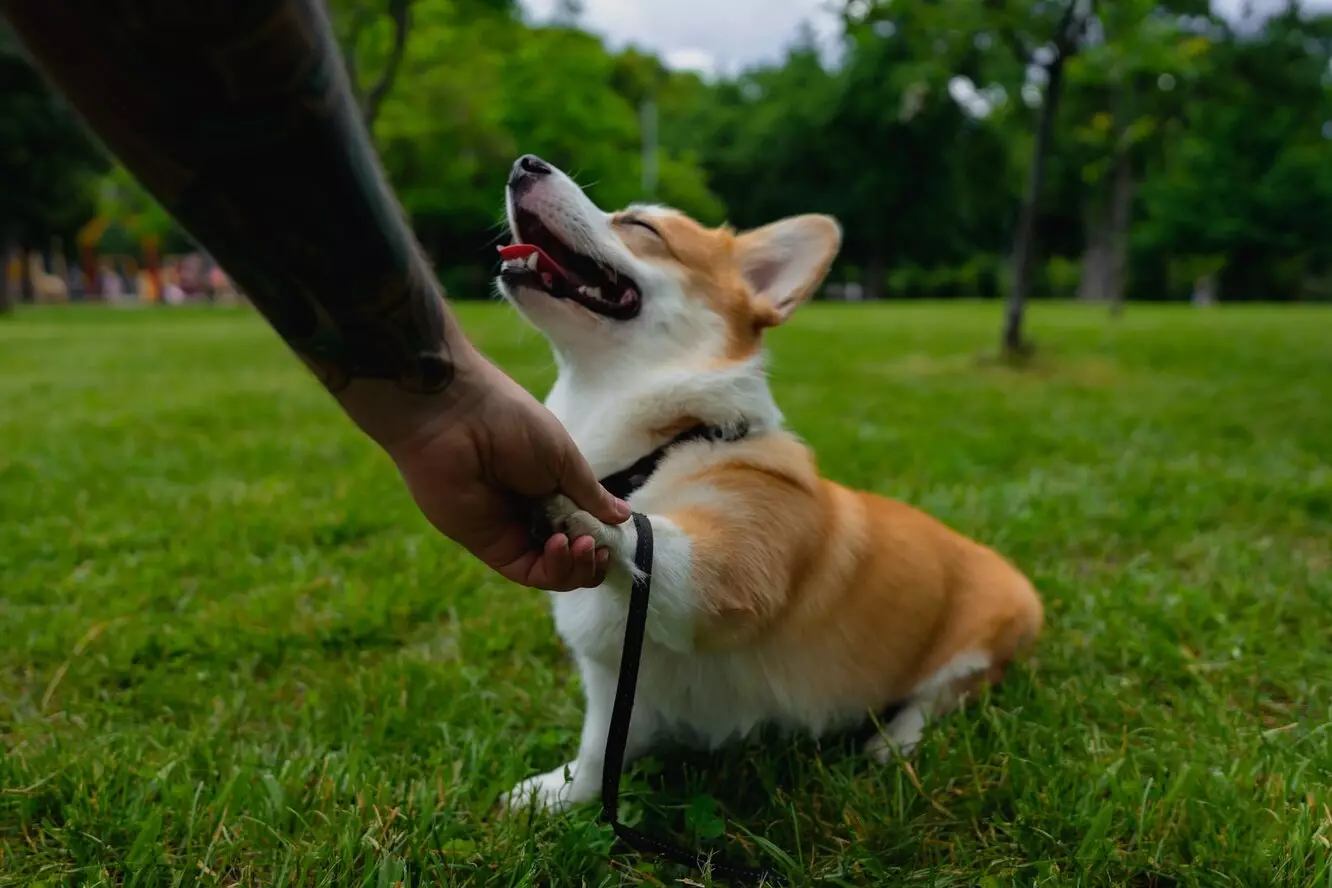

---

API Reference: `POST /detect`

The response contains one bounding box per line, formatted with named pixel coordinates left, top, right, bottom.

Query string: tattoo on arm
left=2, top=0, right=453, bottom=394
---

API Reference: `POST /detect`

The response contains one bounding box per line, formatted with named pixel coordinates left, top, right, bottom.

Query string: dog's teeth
left=525, top=253, right=538, bottom=270
left=578, top=286, right=601, bottom=300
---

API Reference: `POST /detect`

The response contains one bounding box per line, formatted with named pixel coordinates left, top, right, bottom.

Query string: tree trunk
left=1105, top=140, right=1133, bottom=318
left=1003, top=51, right=1069, bottom=357
left=1191, top=272, right=1216, bottom=307
left=1077, top=155, right=1132, bottom=309
left=1, top=234, right=19, bottom=314
left=19, top=245, right=35, bottom=303
left=864, top=254, right=886, bottom=301
left=82, top=242, right=100, bottom=299
left=1077, top=204, right=1113, bottom=302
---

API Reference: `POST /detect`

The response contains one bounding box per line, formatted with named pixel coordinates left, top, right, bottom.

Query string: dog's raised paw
left=543, top=494, right=580, bottom=530
left=545, top=495, right=615, bottom=548
left=540, top=492, right=588, bottom=535
left=564, top=510, right=609, bottom=543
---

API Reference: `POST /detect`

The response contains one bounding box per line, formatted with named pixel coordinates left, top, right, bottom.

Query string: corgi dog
left=494, top=154, right=1044, bottom=814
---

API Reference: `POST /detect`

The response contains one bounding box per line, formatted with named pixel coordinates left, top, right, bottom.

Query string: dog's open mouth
left=498, top=210, right=641, bottom=320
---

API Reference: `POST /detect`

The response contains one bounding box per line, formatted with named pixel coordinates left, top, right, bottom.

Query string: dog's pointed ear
left=735, top=214, right=841, bottom=327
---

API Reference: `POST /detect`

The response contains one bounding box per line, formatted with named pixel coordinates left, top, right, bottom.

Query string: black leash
left=584, top=418, right=784, bottom=882
left=600, top=511, right=786, bottom=885
left=574, top=417, right=915, bottom=881
left=521, top=418, right=782, bottom=880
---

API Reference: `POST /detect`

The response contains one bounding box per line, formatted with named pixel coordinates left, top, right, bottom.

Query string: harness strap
left=599, top=512, right=785, bottom=885
left=598, top=419, right=750, bottom=502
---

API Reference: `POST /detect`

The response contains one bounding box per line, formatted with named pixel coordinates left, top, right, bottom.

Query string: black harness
left=595, top=420, right=786, bottom=884
left=597, top=419, right=751, bottom=502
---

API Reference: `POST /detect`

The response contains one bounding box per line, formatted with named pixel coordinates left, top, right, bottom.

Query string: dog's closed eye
left=618, top=217, right=662, bottom=238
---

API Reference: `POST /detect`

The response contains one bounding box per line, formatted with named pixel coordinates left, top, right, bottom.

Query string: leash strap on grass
left=599, top=511, right=786, bottom=886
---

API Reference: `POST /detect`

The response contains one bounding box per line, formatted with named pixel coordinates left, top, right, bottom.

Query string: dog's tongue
left=498, top=243, right=570, bottom=280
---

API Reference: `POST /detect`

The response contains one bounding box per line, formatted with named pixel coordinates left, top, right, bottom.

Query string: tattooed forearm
left=2, top=0, right=453, bottom=394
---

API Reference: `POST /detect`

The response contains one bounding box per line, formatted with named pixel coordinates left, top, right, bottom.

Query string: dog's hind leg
left=864, top=649, right=994, bottom=762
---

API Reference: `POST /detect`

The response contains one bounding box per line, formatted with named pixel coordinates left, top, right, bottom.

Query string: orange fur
left=617, top=211, right=1043, bottom=714
left=615, top=210, right=764, bottom=359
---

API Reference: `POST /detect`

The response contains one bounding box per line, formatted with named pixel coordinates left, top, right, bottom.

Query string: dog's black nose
left=519, top=154, right=552, bottom=175
left=509, top=154, right=553, bottom=190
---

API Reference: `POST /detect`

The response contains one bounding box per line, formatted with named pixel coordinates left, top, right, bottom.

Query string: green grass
left=1, top=301, right=1329, bottom=887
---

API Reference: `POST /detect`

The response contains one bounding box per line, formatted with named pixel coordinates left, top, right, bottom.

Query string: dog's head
left=495, top=154, right=841, bottom=369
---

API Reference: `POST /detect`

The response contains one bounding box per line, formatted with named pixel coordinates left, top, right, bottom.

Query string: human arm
left=1, top=0, right=628, bottom=588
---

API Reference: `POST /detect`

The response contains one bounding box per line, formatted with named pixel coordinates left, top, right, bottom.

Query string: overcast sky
left=521, top=0, right=1332, bottom=77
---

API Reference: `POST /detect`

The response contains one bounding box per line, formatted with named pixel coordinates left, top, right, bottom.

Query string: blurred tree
left=368, top=0, right=515, bottom=271
left=836, top=0, right=1095, bottom=345
left=1135, top=5, right=1332, bottom=302
left=336, top=0, right=723, bottom=293
left=829, top=6, right=1011, bottom=298
left=87, top=162, right=190, bottom=295
left=979, top=0, right=1094, bottom=356
left=94, top=163, right=176, bottom=244
left=550, top=0, right=585, bottom=27
left=497, top=27, right=655, bottom=209
left=1064, top=0, right=1211, bottom=315
left=665, top=35, right=839, bottom=236
left=0, top=20, right=109, bottom=310
left=330, top=0, right=416, bottom=129
left=7, top=0, right=1332, bottom=311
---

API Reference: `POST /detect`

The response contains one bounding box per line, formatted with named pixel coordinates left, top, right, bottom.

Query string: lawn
left=1, top=301, right=1329, bottom=887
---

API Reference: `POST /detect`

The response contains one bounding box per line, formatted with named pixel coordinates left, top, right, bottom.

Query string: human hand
left=378, top=348, right=631, bottom=591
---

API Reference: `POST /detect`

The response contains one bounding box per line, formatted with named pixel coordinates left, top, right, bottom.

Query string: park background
left=5, top=0, right=1332, bottom=336
left=2, top=1, right=1331, bottom=886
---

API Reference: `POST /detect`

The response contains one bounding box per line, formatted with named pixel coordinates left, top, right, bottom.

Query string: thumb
left=555, top=440, right=632, bottom=525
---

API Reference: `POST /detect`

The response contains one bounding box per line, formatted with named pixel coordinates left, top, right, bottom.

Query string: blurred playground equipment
left=1, top=215, right=245, bottom=308
left=4, top=242, right=244, bottom=307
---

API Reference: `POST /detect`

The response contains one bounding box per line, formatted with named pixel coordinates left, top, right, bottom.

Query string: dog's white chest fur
left=528, top=366, right=877, bottom=763
left=544, top=367, right=821, bottom=745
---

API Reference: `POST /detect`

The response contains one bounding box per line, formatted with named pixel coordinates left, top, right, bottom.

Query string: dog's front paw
left=545, top=494, right=620, bottom=550
left=501, top=763, right=591, bottom=815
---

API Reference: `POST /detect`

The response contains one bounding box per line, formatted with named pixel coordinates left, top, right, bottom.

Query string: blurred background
left=3, top=0, right=1332, bottom=327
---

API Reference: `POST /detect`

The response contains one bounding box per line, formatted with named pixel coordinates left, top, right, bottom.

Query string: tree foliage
left=0, top=21, right=108, bottom=248
left=4, top=0, right=1332, bottom=313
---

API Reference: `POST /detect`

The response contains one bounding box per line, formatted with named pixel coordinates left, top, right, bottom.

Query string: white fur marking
left=866, top=650, right=993, bottom=762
